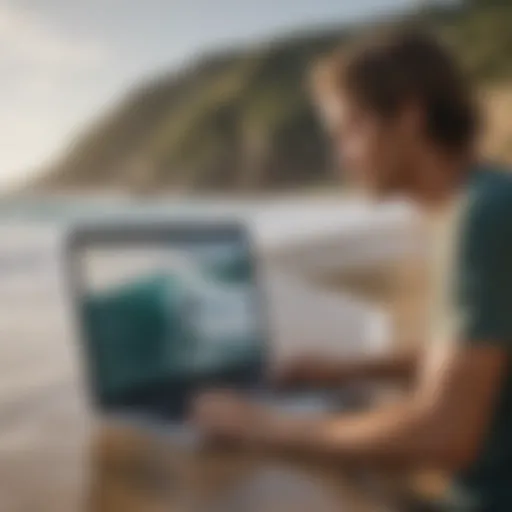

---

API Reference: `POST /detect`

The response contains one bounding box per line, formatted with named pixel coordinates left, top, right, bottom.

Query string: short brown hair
left=312, top=30, right=479, bottom=152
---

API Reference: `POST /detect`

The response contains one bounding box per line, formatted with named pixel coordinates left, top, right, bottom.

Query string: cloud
left=0, top=2, right=109, bottom=69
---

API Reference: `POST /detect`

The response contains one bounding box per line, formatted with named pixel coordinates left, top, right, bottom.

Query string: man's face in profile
left=318, top=91, right=418, bottom=198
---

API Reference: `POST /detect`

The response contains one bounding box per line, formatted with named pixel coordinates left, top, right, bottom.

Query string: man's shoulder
left=454, top=165, right=512, bottom=343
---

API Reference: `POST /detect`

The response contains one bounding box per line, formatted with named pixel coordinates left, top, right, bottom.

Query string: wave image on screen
left=76, top=234, right=265, bottom=421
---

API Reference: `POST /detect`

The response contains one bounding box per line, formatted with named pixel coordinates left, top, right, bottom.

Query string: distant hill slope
left=36, top=0, right=512, bottom=193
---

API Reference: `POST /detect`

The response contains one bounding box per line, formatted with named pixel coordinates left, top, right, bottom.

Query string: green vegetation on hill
left=37, top=0, right=512, bottom=193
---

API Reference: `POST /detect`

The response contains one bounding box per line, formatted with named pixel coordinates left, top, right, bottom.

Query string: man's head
left=312, top=30, right=479, bottom=198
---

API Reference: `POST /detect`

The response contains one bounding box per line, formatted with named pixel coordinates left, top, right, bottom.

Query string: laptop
left=66, top=219, right=346, bottom=445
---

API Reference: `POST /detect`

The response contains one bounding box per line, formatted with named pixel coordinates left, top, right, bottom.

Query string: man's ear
left=398, top=101, right=425, bottom=143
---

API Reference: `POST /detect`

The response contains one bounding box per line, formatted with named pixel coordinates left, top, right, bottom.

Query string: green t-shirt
left=435, top=165, right=512, bottom=511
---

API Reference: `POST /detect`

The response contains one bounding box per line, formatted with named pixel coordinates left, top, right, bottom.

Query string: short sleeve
left=456, top=190, right=512, bottom=345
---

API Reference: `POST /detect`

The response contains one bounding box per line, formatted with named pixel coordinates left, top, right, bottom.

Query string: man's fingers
left=191, top=390, right=242, bottom=428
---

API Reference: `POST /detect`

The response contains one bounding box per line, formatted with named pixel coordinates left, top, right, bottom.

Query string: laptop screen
left=67, top=222, right=267, bottom=421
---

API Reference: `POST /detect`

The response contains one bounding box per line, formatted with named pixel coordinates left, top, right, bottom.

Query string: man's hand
left=191, top=391, right=277, bottom=446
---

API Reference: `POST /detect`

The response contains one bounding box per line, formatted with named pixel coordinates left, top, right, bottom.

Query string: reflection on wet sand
left=0, top=404, right=386, bottom=512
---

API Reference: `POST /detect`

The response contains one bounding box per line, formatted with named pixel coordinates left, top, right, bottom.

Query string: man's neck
left=410, top=148, right=472, bottom=212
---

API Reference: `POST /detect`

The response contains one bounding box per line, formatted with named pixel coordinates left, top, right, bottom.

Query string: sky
left=0, top=0, right=414, bottom=190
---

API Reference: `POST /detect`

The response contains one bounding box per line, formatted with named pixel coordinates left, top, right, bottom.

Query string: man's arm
left=195, top=342, right=506, bottom=471
left=269, top=342, right=506, bottom=470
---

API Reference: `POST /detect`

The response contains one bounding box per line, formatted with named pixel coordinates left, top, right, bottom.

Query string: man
left=193, top=31, right=512, bottom=511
